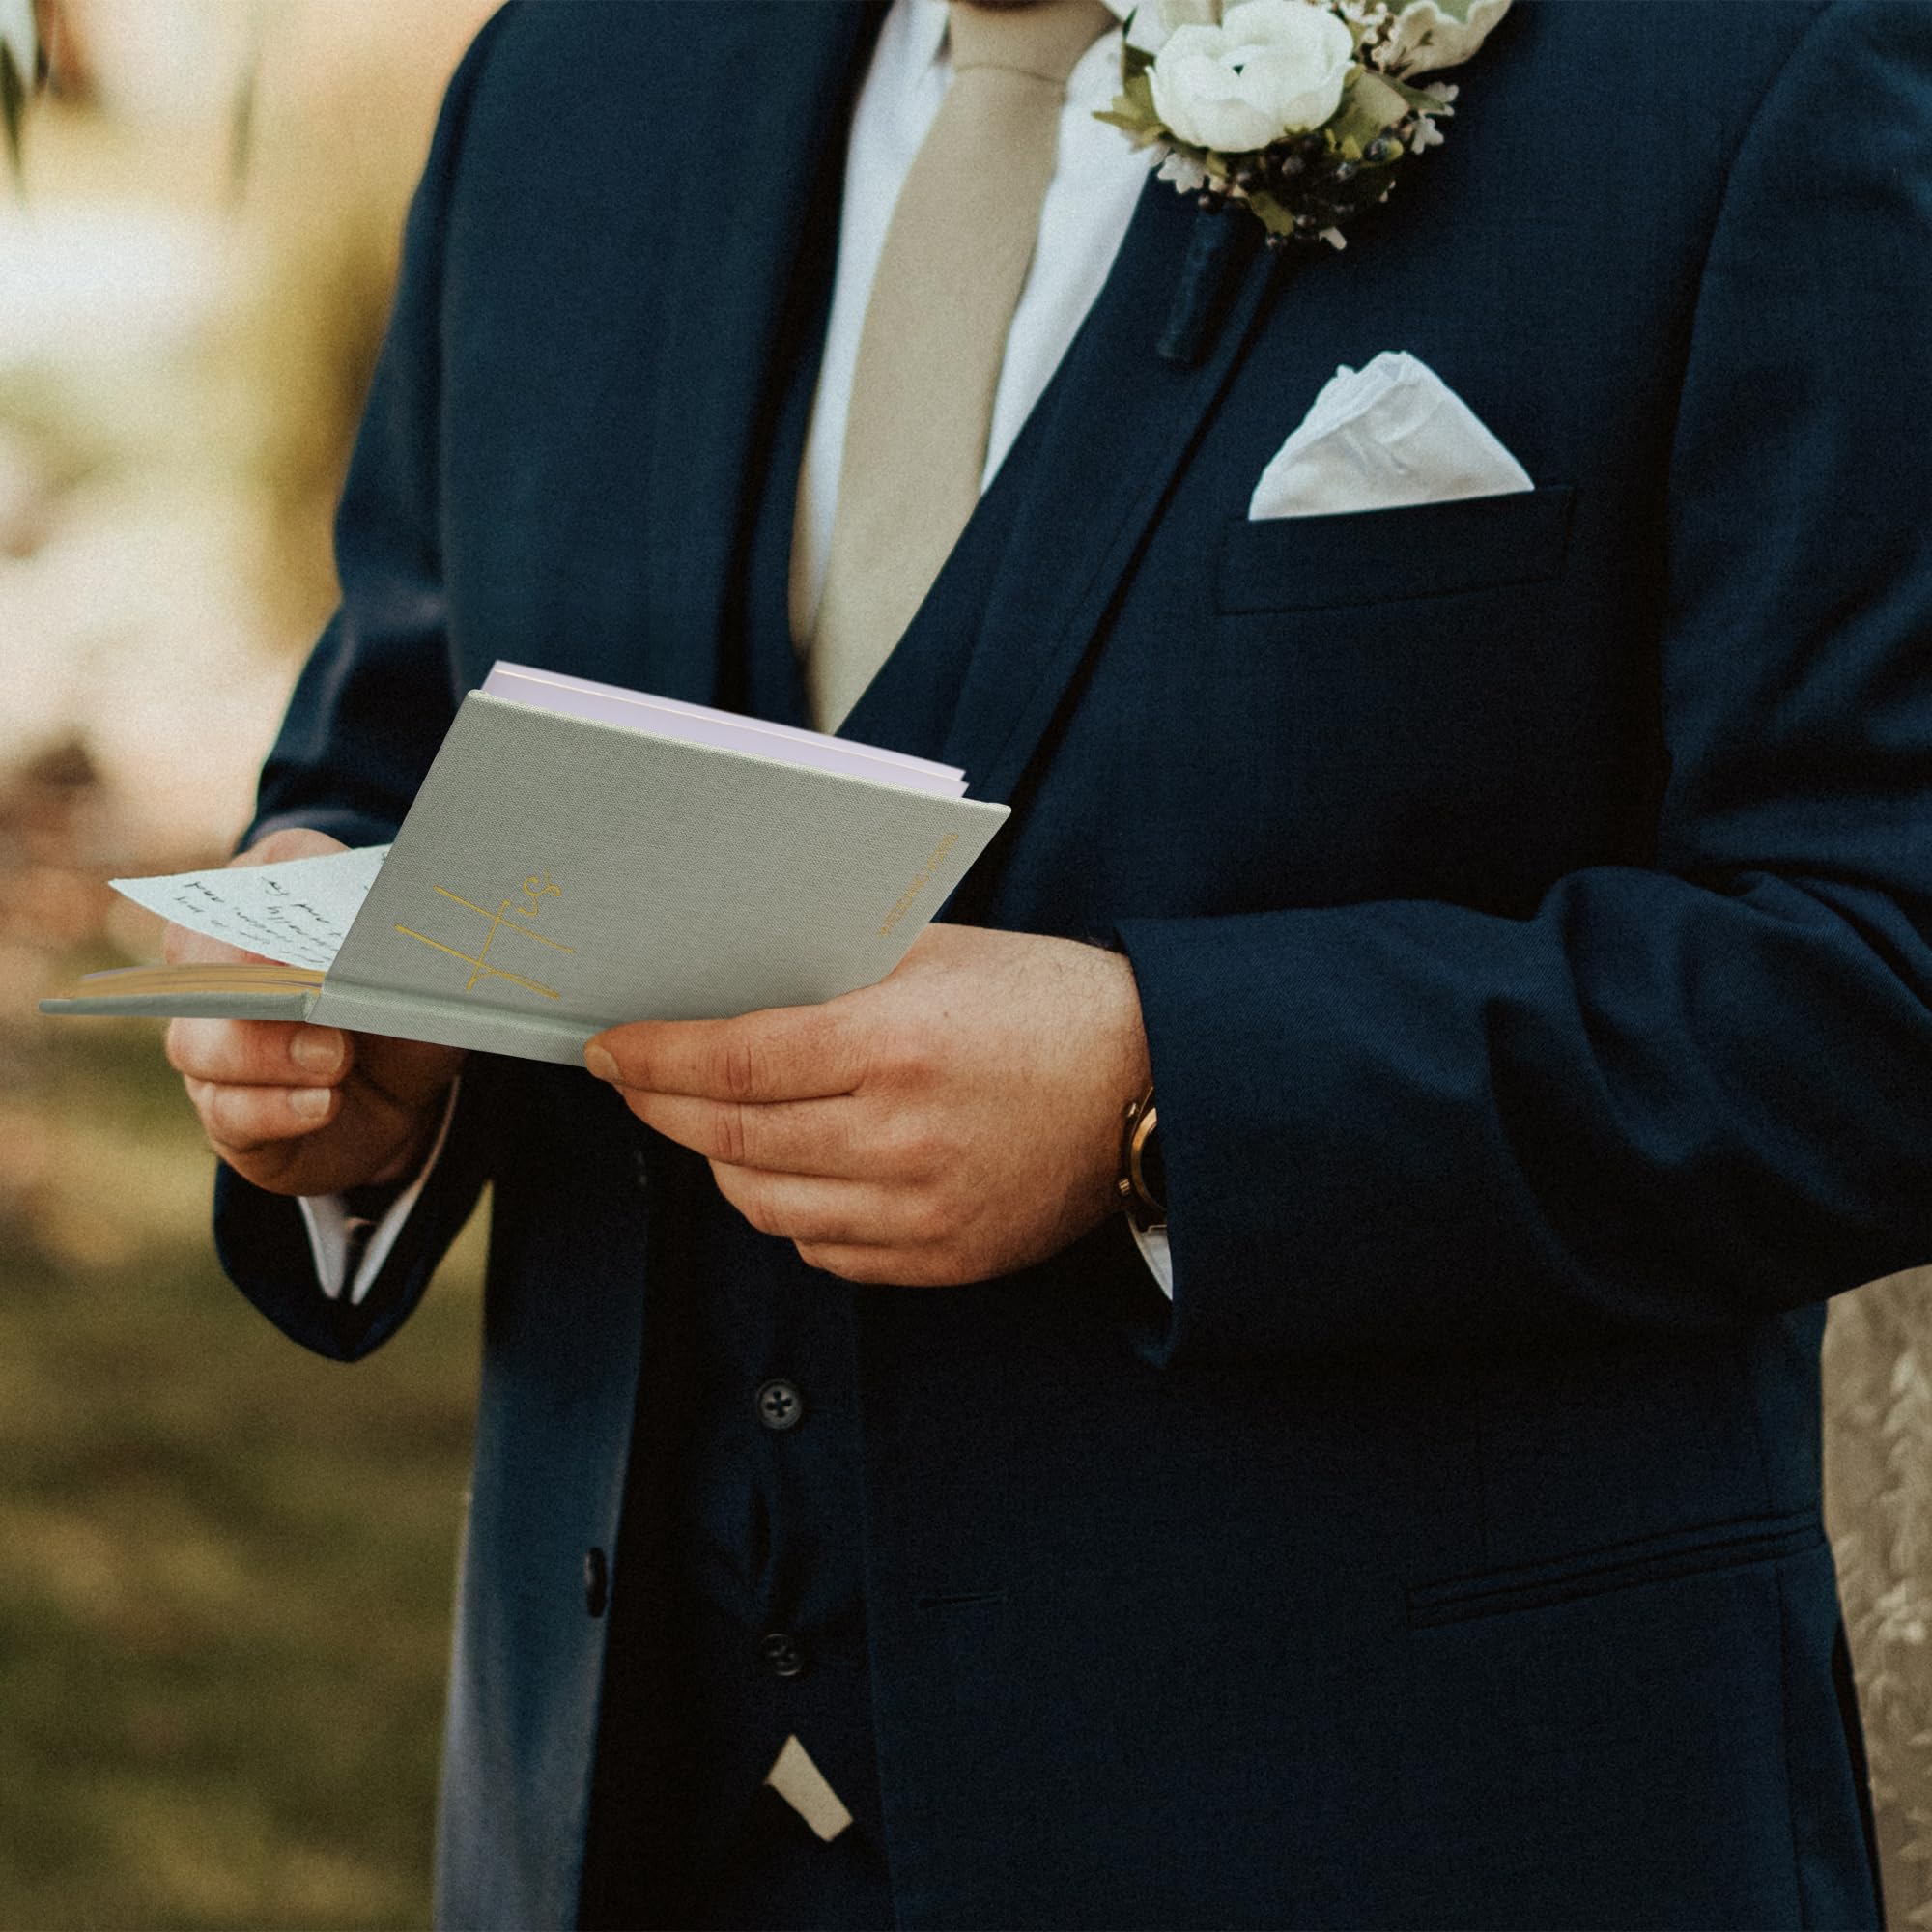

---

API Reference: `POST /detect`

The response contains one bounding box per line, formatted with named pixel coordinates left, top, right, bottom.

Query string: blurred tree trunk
left=1826, top=1266, right=1932, bottom=1930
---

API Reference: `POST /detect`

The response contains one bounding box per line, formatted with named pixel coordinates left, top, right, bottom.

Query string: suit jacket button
left=583, top=1548, right=609, bottom=1618
left=760, top=1631, right=805, bottom=1678
left=756, top=1379, right=803, bottom=1431
left=631, top=1143, right=650, bottom=1193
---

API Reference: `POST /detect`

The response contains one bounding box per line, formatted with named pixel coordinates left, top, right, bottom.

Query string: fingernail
left=291, top=1088, right=332, bottom=1121
left=584, top=1044, right=620, bottom=1083
left=292, top=1030, right=342, bottom=1076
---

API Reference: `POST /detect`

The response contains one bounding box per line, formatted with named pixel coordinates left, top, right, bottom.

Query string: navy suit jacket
left=215, top=3, right=1932, bottom=1924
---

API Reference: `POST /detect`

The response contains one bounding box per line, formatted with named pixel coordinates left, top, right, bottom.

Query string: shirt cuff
left=1130, top=1220, right=1174, bottom=1300
left=297, top=1076, right=461, bottom=1305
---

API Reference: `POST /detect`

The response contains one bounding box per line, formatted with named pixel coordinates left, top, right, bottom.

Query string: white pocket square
left=1248, top=351, right=1532, bottom=521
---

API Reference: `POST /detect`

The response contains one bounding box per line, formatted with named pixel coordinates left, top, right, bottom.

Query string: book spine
left=307, top=978, right=598, bottom=1066
left=39, top=987, right=322, bottom=1023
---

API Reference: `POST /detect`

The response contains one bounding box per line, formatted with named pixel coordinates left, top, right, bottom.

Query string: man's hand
left=584, top=923, right=1151, bottom=1285
left=164, top=827, right=466, bottom=1198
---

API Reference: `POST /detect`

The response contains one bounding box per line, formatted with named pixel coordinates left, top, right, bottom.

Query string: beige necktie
left=802, top=0, right=1114, bottom=732
left=765, top=1733, right=854, bottom=1842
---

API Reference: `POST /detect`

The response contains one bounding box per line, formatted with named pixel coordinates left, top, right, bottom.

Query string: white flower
left=1124, top=0, right=1222, bottom=61
left=1153, top=148, right=1211, bottom=192
left=1150, top=0, right=1356, bottom=154
left=1407, top=113, right=1445, bottom=151
left=0, top=0, right=35, bottom=83
left=1381, top=0, right=1511, bottom=77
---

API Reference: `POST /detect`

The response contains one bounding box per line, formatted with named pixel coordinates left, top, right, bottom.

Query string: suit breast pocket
left=1216, top=483, right=1577, bottom=615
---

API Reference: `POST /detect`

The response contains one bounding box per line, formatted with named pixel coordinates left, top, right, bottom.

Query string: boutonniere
left=1098, top=0, right=1511, bottom=253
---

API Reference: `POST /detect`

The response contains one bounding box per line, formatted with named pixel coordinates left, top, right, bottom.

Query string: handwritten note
left=110, top=845, right=389, bottom=973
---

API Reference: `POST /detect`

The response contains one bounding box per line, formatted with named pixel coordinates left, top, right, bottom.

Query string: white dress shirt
left=300, top=0, right=1176, bottom=1304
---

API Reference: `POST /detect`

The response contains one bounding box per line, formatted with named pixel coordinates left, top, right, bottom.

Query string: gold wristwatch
left=1116, top=1081, right=1167, bottom=1235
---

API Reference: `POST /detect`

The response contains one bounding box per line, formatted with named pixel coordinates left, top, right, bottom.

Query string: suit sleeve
left=1117, top=0, right=1932, bottom=1367
left=212, top=5, right=518, bottom=1363
left=298, top=1078, right=461, bottom=1302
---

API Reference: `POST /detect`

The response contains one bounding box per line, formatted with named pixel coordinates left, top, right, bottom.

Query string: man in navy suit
left=161, top=1, right=1932, bottom=1924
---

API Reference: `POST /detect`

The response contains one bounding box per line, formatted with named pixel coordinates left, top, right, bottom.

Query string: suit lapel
left=949, top=191, right=1285, bottom=802
left=841, top=185, right=1289, bottom=798
left=643, top=1, right=881, bottom=710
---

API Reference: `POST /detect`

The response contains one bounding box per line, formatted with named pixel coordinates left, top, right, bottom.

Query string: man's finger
left=185, top=1076, right=341, bottom=1153
left=166, top=1018, right=351, bottom=1088
left=792, top=1243, right=957, bottom=1288
left=709, top=1161, right=926, bottom=1248
left=587, top=1004, right=867, bottom=1103
left=626, top=1090, right=882, bottom=1177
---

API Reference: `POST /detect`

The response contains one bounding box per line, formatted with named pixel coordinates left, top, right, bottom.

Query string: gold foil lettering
left=396, top=872, right=576, bottom=1000
left=878, top=832, right=960, bottom=938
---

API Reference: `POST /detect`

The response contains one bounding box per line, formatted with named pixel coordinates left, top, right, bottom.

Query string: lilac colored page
left=480, top=664, right=969, bottom=798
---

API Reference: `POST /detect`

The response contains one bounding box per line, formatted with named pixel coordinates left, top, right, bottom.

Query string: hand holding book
left=43, top=663, right=1009, bottom=1065
left=582, top=920, right=1151, bottom=1289
left=159, top=826, right=466, bottom=1199
left=50, top=667, right=1159, bottom=1280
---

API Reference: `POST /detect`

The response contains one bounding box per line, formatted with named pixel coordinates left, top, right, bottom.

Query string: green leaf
left=1094, top=105, right=1164, bottom=146
left=1094, top=71, right=1168, bottom=145
left=1342, top=70, right=1410, bottom=135
left=1244, top=190, right=1298, bottom=238
left=1, top=45, right=25, bottom=192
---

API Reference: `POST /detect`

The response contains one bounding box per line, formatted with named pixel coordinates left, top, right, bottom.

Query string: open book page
left=108, top=845, right=388, bottom=973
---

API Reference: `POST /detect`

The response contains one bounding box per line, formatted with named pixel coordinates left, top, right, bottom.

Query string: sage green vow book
left=41, top=670, right=1009, bottom=1065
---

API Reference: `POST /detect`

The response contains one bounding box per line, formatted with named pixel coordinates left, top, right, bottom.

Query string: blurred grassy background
left=2, top=3, right=493, bottom=1924
left=1, top=3, right=1928, bottom=1929
left=0, top=1020, right=485, bottom=1929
